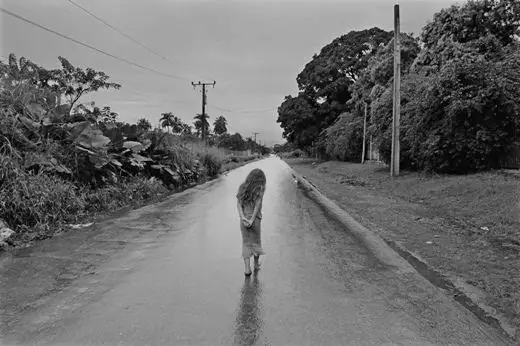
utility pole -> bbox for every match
[361,102,368,164]
[391,4,401,177]
[191,80,216,142]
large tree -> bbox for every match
[277,27,393,150]
[276,94,318,149]
[297,27,392,103]
[413,0,520,74]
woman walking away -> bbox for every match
[236,168,266,276]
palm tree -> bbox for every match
[160,112,175,133]
[213,115,228,136]
[171,116,184,134]
[181,123,192,135]
[194,113,210,140]
[137,118,152,131]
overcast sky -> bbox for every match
[1,0,459,146]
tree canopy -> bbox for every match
[277,0,520,173]
[277,28,393,151]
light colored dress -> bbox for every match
[240,198,265,259]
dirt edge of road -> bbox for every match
[287,163,518,343]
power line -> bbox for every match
[241,107,278,114]
[0,7,189,81]
[65,0,215,82]
[65,0,173,66]
[191,81,216,142]
[208,105,278,114]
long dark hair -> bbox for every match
[236,168,266,205]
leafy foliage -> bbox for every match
[160,112,184,134]
[201,151,222,178]
[53,56,121,114]
[279,0,520,173]
[319,112,364,162]
[278,28,393,150]
[213,115,228,135]
[137,118,152,131]
[218,133,246,151]
[276,94,318,148]
[0,53,264,247]
[402,50,520,173]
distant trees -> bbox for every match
[160,112,184,134]
[137,118,152,131]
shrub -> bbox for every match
[323,112,363,162]
[288,149,305,158]
[201,152,222,178]
[84,176,166,213]
[0,166,87,241]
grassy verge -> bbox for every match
[286,157,520,337]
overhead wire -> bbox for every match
[64,0,214,82]
[65,0,174,66]
[62,1,278,115]
[0,7,189,81]
[208,105,278,114]
[2,6,279,117]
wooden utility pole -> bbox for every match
[391,4,401,177]
[361,102,368,164]
[369,135,373,161]
[191,81,216,141]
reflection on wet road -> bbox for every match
[1,157,512,345]
[234,275,263,345]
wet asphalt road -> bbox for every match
[0,157,512,345]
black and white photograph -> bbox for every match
[1,0,519,345]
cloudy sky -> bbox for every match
[1,0,459,146]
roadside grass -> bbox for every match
[287,158,520,334]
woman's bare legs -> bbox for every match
[254,255,261,270]
[244,257,252,276]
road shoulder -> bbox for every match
[286,158,519,342]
